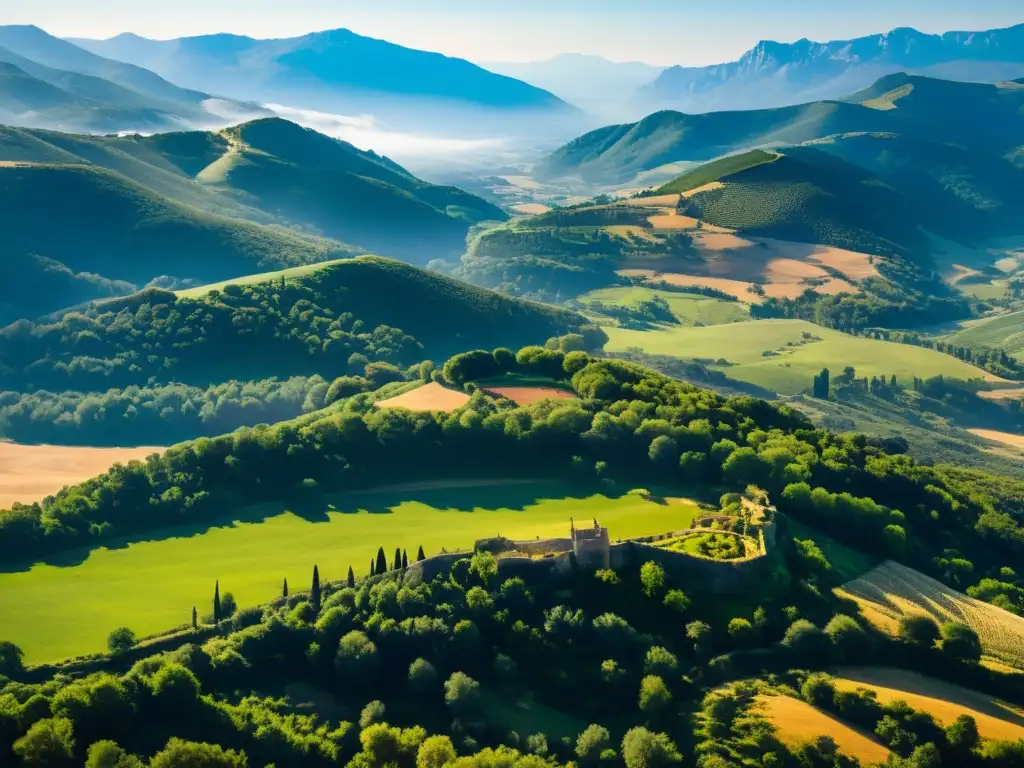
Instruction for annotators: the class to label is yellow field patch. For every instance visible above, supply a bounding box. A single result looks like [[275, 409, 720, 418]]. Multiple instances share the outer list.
[[618, 270, 763, 303], [374, 382, 470, 413], [968, 428, 1024, 452], [511, 203, 551, 215], [606, 225, 657, 241], [833, 668, 1024, 741], [0, 442, 163, 508], [978, 387, 1024, 401], [648, 212, 701, 229], [755, 695, 891, 763], [680, 181, 725, 198], [839, 560, 1024, 669]]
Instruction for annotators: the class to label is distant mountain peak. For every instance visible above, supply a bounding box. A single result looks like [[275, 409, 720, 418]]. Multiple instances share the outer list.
[[643, 22, 1024, 113]]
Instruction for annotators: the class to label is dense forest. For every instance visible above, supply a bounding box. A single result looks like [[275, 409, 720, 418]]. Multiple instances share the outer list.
[[3, 345, 1022, 620]]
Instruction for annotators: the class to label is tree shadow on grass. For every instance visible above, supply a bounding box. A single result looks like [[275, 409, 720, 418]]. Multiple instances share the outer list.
[[1, 477, 719, 575]]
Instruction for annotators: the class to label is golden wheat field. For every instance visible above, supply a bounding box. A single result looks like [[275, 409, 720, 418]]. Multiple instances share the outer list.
[[755, 695, 891, 763], [374, 382, 471, 413], [838, 560, 1024, 670], [832, 668, 1024, 742], [0, 442, 163, 508]]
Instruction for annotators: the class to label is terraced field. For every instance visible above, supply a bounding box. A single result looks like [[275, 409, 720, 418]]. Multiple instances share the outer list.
[[838, 561, 1024, 670]]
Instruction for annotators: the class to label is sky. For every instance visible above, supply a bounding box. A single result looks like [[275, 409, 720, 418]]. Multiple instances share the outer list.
[[15, 0, 1024, 66]]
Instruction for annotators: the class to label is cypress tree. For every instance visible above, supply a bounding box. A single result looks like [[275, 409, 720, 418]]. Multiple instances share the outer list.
[[192, 606, 198, 631], [393, 548, 402, 571], [402, 549, 408, 570], [376, 546, 387, 574], [417, 545, 425, 562], [370, 559, 375, 576], [311, 565, 321, 613], [213, 581, 222, 624], [347, 566, 355, 588], [283, 577, 289, 598]]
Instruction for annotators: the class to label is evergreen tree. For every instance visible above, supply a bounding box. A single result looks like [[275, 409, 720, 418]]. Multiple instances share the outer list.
[[192, 606, 197, 631], [347, 566, 355, 588], [376, 547, 388, 574], [812, 367, 830, 399], [402, 549, 409, 570], [417, 545, 426, 562], [370, 559, 375, 577], [393, 548, 402, 571], [283, 577, 289, 598], [213, 581, 222, 624], [311, 565, 321, 613]]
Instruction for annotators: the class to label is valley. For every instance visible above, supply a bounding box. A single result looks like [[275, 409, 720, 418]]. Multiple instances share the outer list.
[[1, 10, 1024, 768]]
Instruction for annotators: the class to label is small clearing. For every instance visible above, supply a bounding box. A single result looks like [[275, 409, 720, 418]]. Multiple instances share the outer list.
[[833, 668, 1024, 741], [0, 442, 163, 509], [374, 382, 470, 413], [862, 83, 914, 111], [648, 212, 702, 229], [968, 428, 1024, 453], [621, 194, 681, 207], [679, 181, 725, 198], [195, 133, 244, 184], [619, 270, 763, 303], [755, 695, 891, 763], [978, 387, 1024, 402], [839, 560, 1024, 670], [483, 387, 576, 405]]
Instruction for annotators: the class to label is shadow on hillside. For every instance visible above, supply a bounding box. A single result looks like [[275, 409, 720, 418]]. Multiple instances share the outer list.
[[1, 478, 720, 575]]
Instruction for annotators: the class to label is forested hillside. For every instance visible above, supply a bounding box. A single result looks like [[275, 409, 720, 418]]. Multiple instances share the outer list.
[[0, 258, 594, 445]]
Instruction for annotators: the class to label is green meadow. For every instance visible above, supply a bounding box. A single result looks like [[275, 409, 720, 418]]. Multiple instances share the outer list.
[[1, 481, 700, 664], [604, 318, 991, 395], [582, 286, 750, 327]]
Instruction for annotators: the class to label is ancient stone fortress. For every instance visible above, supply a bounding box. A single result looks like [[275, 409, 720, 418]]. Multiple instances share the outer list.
[[406, 494, 779, 595]]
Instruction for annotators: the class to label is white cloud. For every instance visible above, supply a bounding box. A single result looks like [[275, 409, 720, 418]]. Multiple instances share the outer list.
[[261, 103, 507, 163]]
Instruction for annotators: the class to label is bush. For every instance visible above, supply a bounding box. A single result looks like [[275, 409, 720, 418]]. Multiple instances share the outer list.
[[444, 672, 481, 715], [107, 627, 136, 654], [939, 622, 982, 662], [781, 620, 831, 663], [638, 675, 672, 714], [898, 615, 940, 648], [824, 615, 870, 660], [576, 724, 611, 764], [408, 658, 439, 695], [621, 727, 681, 768], [13, 717, 76, 765]]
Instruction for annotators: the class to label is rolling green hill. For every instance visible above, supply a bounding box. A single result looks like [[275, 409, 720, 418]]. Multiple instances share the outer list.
[[0, 255, 594, 391], [942, 310, 1024, 360], [0, 162, 356, 321], [538, 74, 1024, 184]]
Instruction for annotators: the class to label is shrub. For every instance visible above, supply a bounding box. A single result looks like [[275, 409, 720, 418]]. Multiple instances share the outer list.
[[640, 562, 666, 598], [939, 622, 982, 662], [444, 672, 481, 715], [898, 614, 940, 648], [107, 627, 136, 654], [782, 620, 831, 663], [621, 727, 681, 768], [408, 658, 439, 694]]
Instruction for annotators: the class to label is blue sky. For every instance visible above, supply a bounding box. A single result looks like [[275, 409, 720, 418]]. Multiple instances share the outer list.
[[17, 0, 1024, 66]]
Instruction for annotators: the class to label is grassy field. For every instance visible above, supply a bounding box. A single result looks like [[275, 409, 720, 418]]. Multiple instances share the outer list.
[[603, 318, 993, 395], [941, 309, 1024, 360], [755, 695, 891, 763], [838, 561, 1024, 670], [0, 442, 164, 509], [0, 481, 701, 664], [832, 668, 1024, 742], [480, 688, 587, 742], [581, 286, 750, 327]]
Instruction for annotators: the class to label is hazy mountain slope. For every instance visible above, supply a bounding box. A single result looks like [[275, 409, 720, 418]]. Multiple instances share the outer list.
[[540, 74, 1024, 184], [643, 23, 1024, 112], [483, 54, 662, 118], [70, 28, 570, 117], [0, 118, 506, 267], [536, 100, 886, 184], [0, 162, 355, 320], [0, 25, 207, 106]]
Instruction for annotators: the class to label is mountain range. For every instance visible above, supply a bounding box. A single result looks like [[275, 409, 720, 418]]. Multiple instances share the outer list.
[[0, 117, 506, 321], [0, 25, 266, 133], [69, 28, 574, 132], [538, 73, 1024, 184], [642, 23, 1024, 113]]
